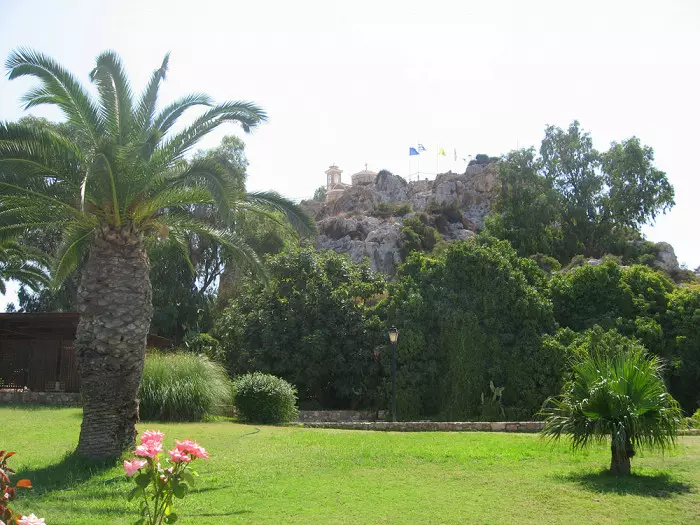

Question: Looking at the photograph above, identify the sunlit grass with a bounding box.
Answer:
[2,407,699,524]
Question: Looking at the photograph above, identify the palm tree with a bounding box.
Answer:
[0,49,315,458]
[540,345,682,475]
[0,239,49,294]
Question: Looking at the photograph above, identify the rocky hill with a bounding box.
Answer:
[301,161,681,277]
[301,161,500,274]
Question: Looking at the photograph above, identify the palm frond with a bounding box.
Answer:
[6,48,104,146]
[152,93,214,136]
[0,120,85,188]
[243,191,317,237]
[152,101,266,167]
[146,210,267,284]
[53,224,95,286]
[135,53,170,134]
[89,51,135,144]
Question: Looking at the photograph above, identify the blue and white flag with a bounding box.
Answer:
[409,147,420,156]
[417,144,426,152]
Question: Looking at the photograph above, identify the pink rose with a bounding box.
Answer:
[168,449,192,463]
[140,430,165,445]
[176,439,209,460]
[134,441,162,458]
[124,459,148,476]
[17,515,45,525]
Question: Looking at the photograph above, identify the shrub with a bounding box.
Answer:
[371,202,413,219]
[139,352,231,421]
[541,342,682,475]
[691,409,700,429]
[233,372,299,424]
[183,332,225,363]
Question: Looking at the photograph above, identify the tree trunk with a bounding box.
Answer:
[610,439,635,476]
[75,224,152,459]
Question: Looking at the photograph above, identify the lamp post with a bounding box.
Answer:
[388,326,399,422]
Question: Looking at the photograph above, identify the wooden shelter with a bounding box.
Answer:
[0,313,171,393]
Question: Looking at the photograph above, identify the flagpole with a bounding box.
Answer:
[436,144,438,177]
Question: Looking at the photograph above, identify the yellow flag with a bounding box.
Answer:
[438,148,446,156]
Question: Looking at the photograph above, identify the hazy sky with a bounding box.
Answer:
[1,0,698,287]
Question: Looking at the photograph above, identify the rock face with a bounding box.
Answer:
[304,162,500,274]
[654,242,680,274]
[316,216,403,275]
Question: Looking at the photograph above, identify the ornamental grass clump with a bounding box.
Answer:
[232,372,299,424]
[540,344,682,475]
[139,352,231,421]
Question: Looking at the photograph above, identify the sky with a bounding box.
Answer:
[0,0,698,308]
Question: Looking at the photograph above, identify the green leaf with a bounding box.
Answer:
[182,471,195,486]
[127,486,143,501]
[172,481,188,499]
[164,513,178,523]
[134,472,151,488]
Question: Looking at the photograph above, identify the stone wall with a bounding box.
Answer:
[297,410,385,422]
[0,391,81,406]
[303,421,545,432]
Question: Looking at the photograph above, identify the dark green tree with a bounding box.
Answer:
[487,121,674,262]
[215,246,386,409]
[385,235,560,420]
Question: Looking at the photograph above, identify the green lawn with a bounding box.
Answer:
[1,407,699,524]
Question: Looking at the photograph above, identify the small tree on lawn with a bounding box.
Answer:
[540,338,682,475]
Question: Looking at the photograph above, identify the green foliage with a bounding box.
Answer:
[551,259,700,413]
[529,253,562,274]
[486,121,674,263]
[540,337,682,474]
[215,246,386,409]
[691,409,700,429]
[371,202,413,219]
[232,372,299,424]
[479,381,505,421]
[312,186,326,202]
[385,235,560,421]
[400,216,441,257]
[138,352,231,421]
[182,332,224,363]
[469,154,500,166]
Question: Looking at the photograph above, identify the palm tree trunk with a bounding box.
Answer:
[610,439,635,476]
[75,224,152,458]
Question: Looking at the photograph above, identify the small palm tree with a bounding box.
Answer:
[0,49,314,458]
[540,345,682,475]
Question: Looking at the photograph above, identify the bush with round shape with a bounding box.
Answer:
[233,373,299,424]
[139,352,231,421]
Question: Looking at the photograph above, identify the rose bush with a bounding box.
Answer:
[124,430,209,525]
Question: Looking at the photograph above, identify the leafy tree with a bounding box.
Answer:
[551,260,700,413]
[312,186,326,202]
[541,335,682,475]
[384,235,560,420]
[487,121,674,262]
[0,49,313,458]
[485,148,562,257]
[215,246,386,409]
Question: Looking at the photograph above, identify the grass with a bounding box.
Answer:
[1,407,699,524]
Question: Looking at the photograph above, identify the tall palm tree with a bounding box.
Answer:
[540,345,682,475]
[0,49,315,458]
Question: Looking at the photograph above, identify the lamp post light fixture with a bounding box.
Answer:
[388,326,399,422]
